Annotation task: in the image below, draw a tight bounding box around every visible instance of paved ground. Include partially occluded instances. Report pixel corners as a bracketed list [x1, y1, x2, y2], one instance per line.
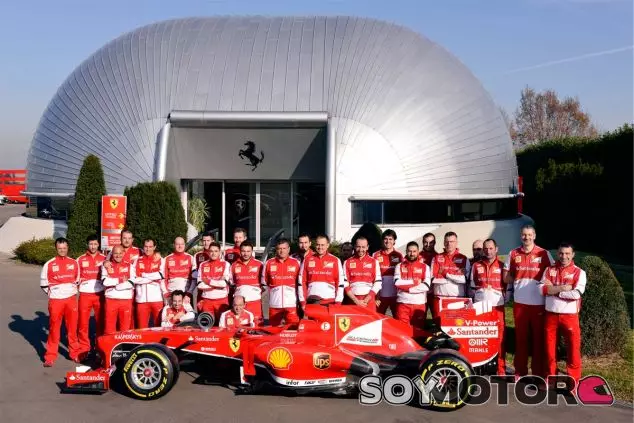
[0, 204, 25, 226]
[0, 253, 631, 422]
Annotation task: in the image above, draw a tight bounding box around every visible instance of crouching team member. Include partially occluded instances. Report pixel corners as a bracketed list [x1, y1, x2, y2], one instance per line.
[40, 237, 81, 366]
[132, 238, 167, 328]
[76, 235, 106, 358]
[469, 238, 506, 375]
[393, 241, 430, 329]
[161, 290, 196, 328]
[373, 229, 403, 317]
[297, 235, 347, 307]
[538, 242, 586, 391]
[219, 295, 255, 329]
[196, 242, 231, 324]
[163, 237, 197, 303]
[230, 241, 265, 325]
[262, 238, 302, 326]
[343, 237, 382, 311]
[430, 232, 470, 317]
[101, 245, 135, 335]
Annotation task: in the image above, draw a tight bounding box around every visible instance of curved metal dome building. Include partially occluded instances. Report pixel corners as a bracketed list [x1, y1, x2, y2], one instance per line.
[25, 16, 526, 249]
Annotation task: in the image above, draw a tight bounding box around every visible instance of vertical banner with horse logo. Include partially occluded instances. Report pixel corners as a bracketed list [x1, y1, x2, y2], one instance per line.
[100, 195, 127, 251]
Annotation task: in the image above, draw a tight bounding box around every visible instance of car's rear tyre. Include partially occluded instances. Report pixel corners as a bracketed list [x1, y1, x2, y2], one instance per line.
[416, 351, 473, 411]
[121, 344, 179, 400]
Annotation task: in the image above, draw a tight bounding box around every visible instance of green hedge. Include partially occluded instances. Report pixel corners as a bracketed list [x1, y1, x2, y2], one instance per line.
[124, 181, 188, 255]
[576, 256, 631, 357]
[516, 124, 633, 263]
[13, 238, 56, 265]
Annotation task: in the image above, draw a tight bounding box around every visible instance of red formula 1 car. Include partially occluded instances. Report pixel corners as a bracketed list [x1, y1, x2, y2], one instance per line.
[63, 299, 501, 411]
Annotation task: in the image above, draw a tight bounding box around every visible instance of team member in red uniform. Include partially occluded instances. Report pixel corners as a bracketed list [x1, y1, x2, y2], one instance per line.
[194, 232, 215, 273]
[420, 232, 437, 318]
[229, 241, 265, 325]
[420, 233, 437, 267]
[132, 239, 167, 328]
[105, 229, 142, 264]
[538, 242, 586, 390]
[40, 237, 81, 366]
[373, 229, 403, 316]
[430, 232, 470, 316]
[196, 242, 231, 323]
[76, 235, 106, 358]
[394, 241, 431, 329]
[224, 227, 247, 264]
[503, 225, 554, 380]
[219, 295, 255, 328]
[344, 237, 382, 312]
[470, 238, 506, 375]
[101, 245, 135, 335]
[291, 233, 314, 263]
[262, 238, 302, 326]
[470, 240, 484, 267]
[340, 242, 354, 261]
[163, 237, 196, 303]
[160, 290, 196, 328]
[298, 234, 347, 307]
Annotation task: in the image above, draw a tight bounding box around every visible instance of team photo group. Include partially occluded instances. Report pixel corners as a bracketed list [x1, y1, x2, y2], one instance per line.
[40, 224, 586, 391]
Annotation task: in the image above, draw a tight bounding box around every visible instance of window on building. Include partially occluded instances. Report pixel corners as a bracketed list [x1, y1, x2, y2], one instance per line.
[351, 198, 519, 225]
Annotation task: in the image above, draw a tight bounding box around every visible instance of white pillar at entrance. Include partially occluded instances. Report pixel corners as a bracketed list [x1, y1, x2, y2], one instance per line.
[325, 121, 336, 240]
[180, 180, 188, 221]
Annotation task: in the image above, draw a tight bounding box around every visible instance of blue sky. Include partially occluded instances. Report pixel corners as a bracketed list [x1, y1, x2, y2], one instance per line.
[1, 0, 632, 168]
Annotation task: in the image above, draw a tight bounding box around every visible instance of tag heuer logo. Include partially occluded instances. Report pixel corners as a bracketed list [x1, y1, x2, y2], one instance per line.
[338, 317, 351, 332]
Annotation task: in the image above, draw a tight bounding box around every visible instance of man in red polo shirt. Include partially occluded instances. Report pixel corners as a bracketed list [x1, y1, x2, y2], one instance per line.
[291, 233, 314, 264]
[193, 232, 216, 272]
[229, 241, 265, 325]
[470, 238, 507, 375]
[373, 229, 403, 317]
[40, 237, 81, 367]
[76, 234, 106, 358]
[262, 238, 302, 326]
[297, 234, 347, 307]
[344, 237, 382, 312]
[504, 225, 554, 380]
[219, 295, 255, 329]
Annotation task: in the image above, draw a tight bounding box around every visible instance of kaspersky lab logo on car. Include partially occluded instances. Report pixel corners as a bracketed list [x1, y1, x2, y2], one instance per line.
[359, 374, 615, 407]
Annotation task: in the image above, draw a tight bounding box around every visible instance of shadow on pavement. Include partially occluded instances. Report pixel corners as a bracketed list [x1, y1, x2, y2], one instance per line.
[8, 312, 71, 362]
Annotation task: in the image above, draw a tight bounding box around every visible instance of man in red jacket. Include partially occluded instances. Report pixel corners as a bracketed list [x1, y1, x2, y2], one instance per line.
[40, 237, 81, 367]
[394, 241, 431, 330]
[343, 237, 382, 312]
[224, 227, 247, 264]
[163, 237, 197, 303]
[196, 242, 232, 324]
[538, 242, 587, 391]
[76, 234, 106, 358]
[297, 234, 347, 307]
[430, 232, 470, 317]
[373, 229, 403, 317]
[230, 241, 265, 325]
[262, 238, 302, 326]
[101, 245, 135, 335]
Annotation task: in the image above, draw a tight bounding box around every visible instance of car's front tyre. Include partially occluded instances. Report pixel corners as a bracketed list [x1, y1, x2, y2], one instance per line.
[415, 351, 473, 411]
[120, 344, 179, 400]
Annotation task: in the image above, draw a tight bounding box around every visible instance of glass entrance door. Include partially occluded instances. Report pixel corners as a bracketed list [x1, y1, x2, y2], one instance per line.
[224, 182, 257, 244]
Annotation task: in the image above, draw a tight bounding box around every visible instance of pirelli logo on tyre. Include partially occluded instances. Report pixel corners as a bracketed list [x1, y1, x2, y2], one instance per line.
[313, 353, 331, 370]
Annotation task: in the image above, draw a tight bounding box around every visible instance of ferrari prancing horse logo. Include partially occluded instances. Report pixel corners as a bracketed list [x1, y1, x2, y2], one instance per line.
[338, 317, 351, 332]
[110, 198, 118, 209]
[229, 338, 240, 352]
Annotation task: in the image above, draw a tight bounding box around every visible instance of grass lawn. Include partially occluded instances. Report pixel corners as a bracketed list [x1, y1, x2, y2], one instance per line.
[499, 250, 633, 402]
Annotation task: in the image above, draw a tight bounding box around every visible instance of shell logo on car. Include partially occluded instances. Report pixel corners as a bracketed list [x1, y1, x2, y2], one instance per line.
[267, 347, 293, 370]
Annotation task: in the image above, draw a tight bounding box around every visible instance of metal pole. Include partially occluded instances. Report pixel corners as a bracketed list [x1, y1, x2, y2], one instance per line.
[325, 121, 336, 240]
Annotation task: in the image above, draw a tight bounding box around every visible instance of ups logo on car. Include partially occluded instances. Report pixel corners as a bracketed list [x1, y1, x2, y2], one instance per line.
[313, 352, 331, 370]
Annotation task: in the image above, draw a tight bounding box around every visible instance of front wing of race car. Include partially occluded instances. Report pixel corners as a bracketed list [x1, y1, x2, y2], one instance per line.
[62, 365, 116, 394]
